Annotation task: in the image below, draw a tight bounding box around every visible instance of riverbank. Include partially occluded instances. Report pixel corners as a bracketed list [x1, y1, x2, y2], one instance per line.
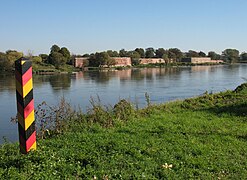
[0, 83, 246, 179]
[0, 60, 234, 74]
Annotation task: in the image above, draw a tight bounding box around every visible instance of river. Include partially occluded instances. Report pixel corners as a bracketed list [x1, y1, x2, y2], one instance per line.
[0, 64, 246, 144]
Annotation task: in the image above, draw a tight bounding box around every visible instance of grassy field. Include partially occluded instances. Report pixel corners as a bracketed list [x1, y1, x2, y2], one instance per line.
[0, 84, 246, 179]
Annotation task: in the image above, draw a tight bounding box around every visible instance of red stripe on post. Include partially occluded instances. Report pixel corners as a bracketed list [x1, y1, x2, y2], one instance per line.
[24, 99, 34, 119]
[26, 131, 36, 151]
[19, 131, 36, 152]
[22, 67, 32, 86]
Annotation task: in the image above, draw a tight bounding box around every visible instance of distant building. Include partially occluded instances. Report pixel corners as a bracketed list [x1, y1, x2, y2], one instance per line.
[73, 57, 89, 68]
[112, 57, 132, 67]
[181, 57, 223, 64]
[74, 57, 131, 68]
[139, 58, 165, 65]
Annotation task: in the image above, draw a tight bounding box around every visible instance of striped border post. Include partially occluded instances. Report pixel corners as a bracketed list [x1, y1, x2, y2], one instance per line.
[15, 57, 36, 154]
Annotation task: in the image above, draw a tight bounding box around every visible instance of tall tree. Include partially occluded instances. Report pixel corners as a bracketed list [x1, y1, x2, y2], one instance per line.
[168, 48, 183, 61]
[119, 49, 128, 57]
[198, 51, 206, 57]
[168, 51, 176, 60]
[145, 47, 155, 58]
[48, 45, 71, 68]
[134, 48, 145, 58]
[49, 52, 66, 68]
[59, 47, 71, 63]
[90, 52, 114, 67]
[50, 44, 60, 53]
[186, 50, 199, 57]
[155, 48, 167, 58]
[222, 49, 239, 63]
[208, 51, 221, 60]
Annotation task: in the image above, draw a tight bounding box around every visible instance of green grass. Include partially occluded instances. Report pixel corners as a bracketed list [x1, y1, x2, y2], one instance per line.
[0, 84, 247, 179]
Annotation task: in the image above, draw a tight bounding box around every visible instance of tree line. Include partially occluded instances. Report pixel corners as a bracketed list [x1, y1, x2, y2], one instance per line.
[1, 45, 247, 71]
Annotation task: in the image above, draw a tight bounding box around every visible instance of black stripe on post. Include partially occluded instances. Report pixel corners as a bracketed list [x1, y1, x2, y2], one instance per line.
[16, 89, 33, 108]
[18, 122, 36, 140]
[15, 58, 32, 75]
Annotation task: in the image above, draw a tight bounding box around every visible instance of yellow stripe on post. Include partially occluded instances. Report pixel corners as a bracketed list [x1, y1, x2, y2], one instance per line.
[18, 110, 35, 130]
[22, 78, 33, 97]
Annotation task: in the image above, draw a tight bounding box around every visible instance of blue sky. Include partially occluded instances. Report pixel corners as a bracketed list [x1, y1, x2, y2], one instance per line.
[0, 0, 247, 55]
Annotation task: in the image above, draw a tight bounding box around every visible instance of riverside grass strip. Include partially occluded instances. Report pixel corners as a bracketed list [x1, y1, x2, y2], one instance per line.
[15, 58, 36, 154]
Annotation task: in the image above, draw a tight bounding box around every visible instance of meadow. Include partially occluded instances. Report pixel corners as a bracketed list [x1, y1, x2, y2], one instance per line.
[0, 83, 246, 179]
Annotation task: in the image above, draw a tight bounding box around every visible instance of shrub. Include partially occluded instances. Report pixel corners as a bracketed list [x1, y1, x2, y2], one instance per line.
[113, 99, 135, 121]
[234, 83, 247, 93]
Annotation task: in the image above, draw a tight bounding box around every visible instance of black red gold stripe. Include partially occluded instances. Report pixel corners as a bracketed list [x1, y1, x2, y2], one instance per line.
[15, 58, 36, 154]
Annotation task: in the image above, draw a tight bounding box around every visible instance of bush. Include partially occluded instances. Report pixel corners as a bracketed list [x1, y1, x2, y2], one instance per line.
[234, 83, 247, 93]
[113, 99, 135, 121]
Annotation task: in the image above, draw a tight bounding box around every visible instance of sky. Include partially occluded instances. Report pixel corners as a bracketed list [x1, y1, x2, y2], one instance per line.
[0, 0, 247, 55]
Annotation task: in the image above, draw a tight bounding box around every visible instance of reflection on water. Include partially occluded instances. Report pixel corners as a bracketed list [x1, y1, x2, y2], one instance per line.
[0, 64, 246, 144]
[49, 74, 71, 91]
[0, 73, 16, 92]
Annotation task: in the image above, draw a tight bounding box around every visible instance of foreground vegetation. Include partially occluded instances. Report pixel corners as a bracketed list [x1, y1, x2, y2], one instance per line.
[1, 84, 247, 179]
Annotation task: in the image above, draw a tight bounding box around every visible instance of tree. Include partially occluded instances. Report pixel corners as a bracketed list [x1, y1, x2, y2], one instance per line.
[0, 52, 12, 71]
[59, 47, 71, 63]
[129, 51, 141, 59]
[97, 52, 110, 66]
[134, 48, 145, 58]
[208, 51, 221, 60]
[222, 49, 239, 63]
[106, 58, 116, 66]
[49, 52, 67, 68]
[145, 47, 155, 58]
[39, 54, 49, 63]
[88, 53, 98, 67]
[162, 54, 169, 64]
[168, 51, 176, 60]
[82, 54, 90, 57]
[240, 52, 247, 61]
[83, 59, 89, 67]
[168, 48, 183, 61]
[155, 48, 167, 58]
[186, 50, 199, 57]
[198, 51, 206, 57]
[50, 44, 60, 53]
[6, 50, 23, 62]
[89, 52, 113, 67]
[32, 56, 42, 64]
[119, 49, 128, 57]
[5, 50, 23, 69]
[48, 45, 71, 68]
[106, 50, 119, 57]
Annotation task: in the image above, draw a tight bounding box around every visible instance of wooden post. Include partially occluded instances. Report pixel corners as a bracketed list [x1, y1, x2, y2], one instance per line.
[15, 58, 36, 154]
